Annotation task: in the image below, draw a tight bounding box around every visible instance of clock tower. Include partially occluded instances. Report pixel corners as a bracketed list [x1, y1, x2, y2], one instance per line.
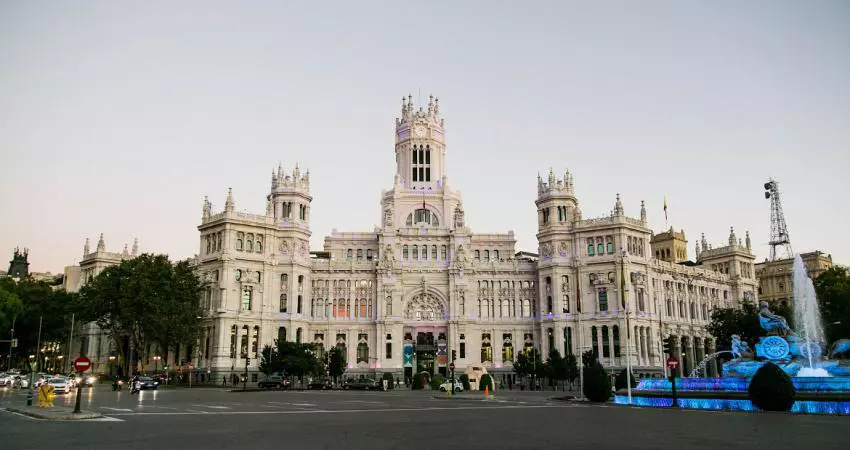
[395, 94, 446, 189]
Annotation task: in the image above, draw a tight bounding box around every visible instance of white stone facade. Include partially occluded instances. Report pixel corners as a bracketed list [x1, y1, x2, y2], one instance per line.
[192, 95, 759, 382]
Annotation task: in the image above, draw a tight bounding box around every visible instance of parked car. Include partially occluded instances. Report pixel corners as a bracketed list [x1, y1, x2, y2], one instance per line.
[439, 380, 464, 393]
[258, 374, 291, 389]
[343, 379, 380, 391]
[307, 378, 331, 390]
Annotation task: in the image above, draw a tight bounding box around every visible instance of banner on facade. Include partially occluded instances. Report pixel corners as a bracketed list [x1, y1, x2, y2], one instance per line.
[403, 344, 414, 368]
[436, 341, 447, 367]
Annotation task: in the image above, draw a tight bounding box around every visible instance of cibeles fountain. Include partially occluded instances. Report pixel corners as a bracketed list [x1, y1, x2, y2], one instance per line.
[617, 255, 850, 415]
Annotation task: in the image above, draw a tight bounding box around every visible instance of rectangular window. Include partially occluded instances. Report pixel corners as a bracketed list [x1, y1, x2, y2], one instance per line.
[598, 288, 608, 312]
[494, 250, 499, 260]
[431, 245, 437, 260]
[412, 246, 419, 259]
[607, 242, 614, 254]
[425, 149, 430, 164]
[425, 167, 430, 182]
[587, 240, 595, 256]
[441, 246, 447, 260]
[459, 342, 466, 359]
[357, 249, 363, 260]
[413, 168, 417, 182]
[366, 249, 373, 260]
[597, 243, 604, 255]
[419, 167, 424, 182]
[385, 342, 392, 359]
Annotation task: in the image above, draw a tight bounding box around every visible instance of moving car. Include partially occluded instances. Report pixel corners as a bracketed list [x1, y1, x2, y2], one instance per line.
[47, 377, 70, 394]
[258, 374, 291, 389]
[343, 379, 380, 390]
[137, 376, 159, 390]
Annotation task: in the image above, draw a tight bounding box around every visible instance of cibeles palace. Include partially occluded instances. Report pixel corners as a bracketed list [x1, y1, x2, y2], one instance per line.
[73, 95, 759, 384]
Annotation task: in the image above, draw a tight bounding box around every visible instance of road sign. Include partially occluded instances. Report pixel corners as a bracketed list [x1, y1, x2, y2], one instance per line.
[666, 355, 679, 370]
[449, 362, 455, 371]
[73, 356, 92, 372]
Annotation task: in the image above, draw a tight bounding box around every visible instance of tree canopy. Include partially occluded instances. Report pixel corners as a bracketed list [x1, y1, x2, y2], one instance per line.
[814, 266, 850, 344]
[74, 253, 206, 373]
[707, 301, 793, 354]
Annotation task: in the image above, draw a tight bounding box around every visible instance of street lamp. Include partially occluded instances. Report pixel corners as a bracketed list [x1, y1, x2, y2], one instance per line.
[153, 355, 161, 375]
[620, 247, 633, 404]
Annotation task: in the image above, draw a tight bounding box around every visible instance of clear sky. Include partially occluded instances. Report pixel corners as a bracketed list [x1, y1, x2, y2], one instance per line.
[1, 1, 849, 273]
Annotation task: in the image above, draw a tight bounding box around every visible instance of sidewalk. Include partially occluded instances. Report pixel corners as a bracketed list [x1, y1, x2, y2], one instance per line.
[4, 405, 102, 421]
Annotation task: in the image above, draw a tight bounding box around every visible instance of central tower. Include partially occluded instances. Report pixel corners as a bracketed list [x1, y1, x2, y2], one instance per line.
[395, 94, 446, 189]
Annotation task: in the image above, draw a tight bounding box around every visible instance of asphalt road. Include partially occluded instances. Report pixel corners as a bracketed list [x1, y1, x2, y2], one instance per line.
[0, 385, 846, 449]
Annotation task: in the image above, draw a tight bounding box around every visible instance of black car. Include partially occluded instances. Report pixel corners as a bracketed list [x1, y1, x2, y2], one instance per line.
[137, 376, 159, 390]
[343, 379, 379, 390]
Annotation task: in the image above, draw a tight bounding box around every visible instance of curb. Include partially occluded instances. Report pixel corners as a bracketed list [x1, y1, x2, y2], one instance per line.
[5, 407, 103, 421]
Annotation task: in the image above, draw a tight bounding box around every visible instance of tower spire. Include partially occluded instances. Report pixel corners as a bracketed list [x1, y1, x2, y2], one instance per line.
[83, 238, 90, 256]
[96, 233, 105, 252]
[225, 187, 234, 213]
[764, 178, 793, 260]
[132, 238, 139, 256]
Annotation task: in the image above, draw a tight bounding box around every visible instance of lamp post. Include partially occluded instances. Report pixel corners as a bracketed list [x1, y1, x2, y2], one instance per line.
[109, 355, 116, 377]
[153, 355, 161, 375]
[620, 247, 633, 404]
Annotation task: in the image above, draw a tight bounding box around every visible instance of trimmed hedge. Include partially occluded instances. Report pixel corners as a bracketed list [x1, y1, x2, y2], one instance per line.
[748, 362, 796, 412]
[479, 374, 494, 392]
[582, 362, 611, 402]
[430, 374, 446, 390]
[382, 372, 395, 390]
[411, 372, 430, 390]
[615, 369, 637, 390]
[459, 374, 471, 391]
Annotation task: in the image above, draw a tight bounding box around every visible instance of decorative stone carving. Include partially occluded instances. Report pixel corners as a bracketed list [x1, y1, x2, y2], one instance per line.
[384, 208, 394, 227]
[382, 245, 395, 270]
[558, 241, 568, 256]
[279, 240, 289, 254]
[540, 243, 553, 258]
[630, 271, 647, 286]
[454, 203, 465, 228]
[404, 293, 446, 321]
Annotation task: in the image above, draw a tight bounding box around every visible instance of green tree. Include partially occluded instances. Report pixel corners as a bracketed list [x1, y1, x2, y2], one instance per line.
[259, 345, 282, 379]
[814, 266, 850, 344]
[582, 361, 611, 402]
[327, 345, 346, 384]
[564, 353, 579, 389]
[707, 301, 793, 360]
[75, 254, 206, 375]
[545, 349, 567, 389]
[276, 341, 323, 384]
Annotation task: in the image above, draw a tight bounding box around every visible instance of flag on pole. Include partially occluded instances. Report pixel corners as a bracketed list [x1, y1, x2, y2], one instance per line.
[663, 196, 668, 222]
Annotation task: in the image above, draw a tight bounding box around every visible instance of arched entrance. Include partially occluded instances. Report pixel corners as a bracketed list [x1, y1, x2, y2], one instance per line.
[402, 290, 449, 381]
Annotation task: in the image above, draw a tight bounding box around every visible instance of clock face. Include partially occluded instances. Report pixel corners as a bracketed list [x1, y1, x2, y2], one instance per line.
[414, 125, 427, 137]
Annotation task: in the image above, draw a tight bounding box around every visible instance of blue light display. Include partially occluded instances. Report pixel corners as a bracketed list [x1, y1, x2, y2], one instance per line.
[614, 395, 850, 416]
[635, 376, 850, 394]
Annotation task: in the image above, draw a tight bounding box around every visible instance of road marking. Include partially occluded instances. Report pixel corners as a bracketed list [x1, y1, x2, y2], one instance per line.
[339, 400, 386, 404]
[91, 416, 125, 422]
[191, 404, 231, 409]
[107, 404, 572, 416]
[0, 408, 41, 420]
[291, 403, 316, 407]
[101, 407, 133, 412]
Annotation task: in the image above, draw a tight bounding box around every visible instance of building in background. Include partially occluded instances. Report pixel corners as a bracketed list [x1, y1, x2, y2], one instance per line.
[4, 247, 30, 280]
[192, 96, 759, 384]
[755, 251, 834, 306]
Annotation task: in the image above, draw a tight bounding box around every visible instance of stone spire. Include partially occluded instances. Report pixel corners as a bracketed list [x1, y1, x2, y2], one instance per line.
[225, 187, 234, 213]
[83, 238, 90, 256]
[701, 233, 708, 249]
[96, 233, 105, 252]
[270, 169, 278, 190]
[132, 238, 139, 256]
[202, 196, 211, 221]
[613, 193, 624, 216]
[548, 167, 556, 187]
[728, 227, 737, 246]
[695, 241, 702, 259]
[640, 200, 647, 223]
[537, 173, 543, 193]
[122, 243, 129, 256]
[745, 231, 752, 251]
[266, 198, 273, 216]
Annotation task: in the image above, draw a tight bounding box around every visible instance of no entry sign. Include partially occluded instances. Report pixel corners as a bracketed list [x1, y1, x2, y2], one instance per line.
[666, 355, 679, 370]
[74, 356, 92, 373]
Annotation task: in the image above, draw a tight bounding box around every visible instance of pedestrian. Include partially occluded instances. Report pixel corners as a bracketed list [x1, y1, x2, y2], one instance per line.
[222, 375, 227, 386]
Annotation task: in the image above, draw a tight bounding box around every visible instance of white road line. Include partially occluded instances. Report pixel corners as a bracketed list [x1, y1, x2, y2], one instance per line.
[107, 404, 571, 416]
[291, 403, 316, 407]
[0, 409, 41, 420]
[191, 404, 231, 409]
[339, 400, 386, 404]
[101, 407, 133, 412]
[91, 416, 125, 422]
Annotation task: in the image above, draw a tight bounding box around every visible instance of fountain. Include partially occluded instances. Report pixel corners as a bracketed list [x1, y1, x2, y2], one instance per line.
[616, 254, 850, 415]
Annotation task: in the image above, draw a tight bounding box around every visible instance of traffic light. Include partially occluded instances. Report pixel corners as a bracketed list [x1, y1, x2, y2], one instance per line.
[451, 350, 456, 361]
[663, 337, 673, 355]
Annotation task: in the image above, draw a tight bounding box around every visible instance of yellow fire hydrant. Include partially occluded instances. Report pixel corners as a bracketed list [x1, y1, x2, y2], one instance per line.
[37, 383, 55, 408]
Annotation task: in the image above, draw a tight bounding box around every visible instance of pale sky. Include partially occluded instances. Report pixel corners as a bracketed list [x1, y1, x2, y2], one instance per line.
[2, 1, 849, 273]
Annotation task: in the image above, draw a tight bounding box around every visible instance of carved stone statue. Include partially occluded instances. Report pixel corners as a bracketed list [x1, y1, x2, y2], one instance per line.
[759, 301, 792, 336]
[384, 208, 394, 227]
[731, 334, 753, 359]
[453, 203, 465, 228]
[382, 245, 395, 270]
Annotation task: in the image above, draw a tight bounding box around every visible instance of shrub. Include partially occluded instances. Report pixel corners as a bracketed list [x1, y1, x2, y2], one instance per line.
[748, 362, 796, 412]
[411, 372, 430, 390]
[479, 374, 494, 392]
[382, 372, 395, 390]
[430, 373, 446, 390]
[615, 369, 637, 390]
[582, 362, 611, 402]
[459, 374, 471, 391]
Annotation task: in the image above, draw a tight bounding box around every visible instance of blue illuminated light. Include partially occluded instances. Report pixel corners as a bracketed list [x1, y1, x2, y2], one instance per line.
[615, 395, 850, 415]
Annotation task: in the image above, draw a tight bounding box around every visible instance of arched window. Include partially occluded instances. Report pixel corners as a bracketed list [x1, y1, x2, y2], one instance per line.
[484, 250, 490, 260]
[474, 250, 480, 260]
[240, 325, 249, 357]
[441, 245, 447, 260]
[278, 327, 286, 343]
[403, 245, 409, 259]
[256, 236, 263, 252]
[494, 250, 500, 260]
[601, 326, 610, 358]
[591, 326, 599, 357]
[297, 295, 303, 314]
[246, 234, 254, 251]
[280, 294, 287, 313]
[280, 273, 288, 290]
[236, 232, 244, 250]
[230, 325, 237, 358]
[421, 245, 428, 260]
[296, 328, 302, 343]
[666, 298, 673, 317]
[356, 249, 363, 260]
[357, 340, 369, 364]
[366, 249, 373, 260]
[346, 249, 353, 260]
[206, 236, 211, 254]
[412, 245, 419, 259]
[251, 326, 260, 359]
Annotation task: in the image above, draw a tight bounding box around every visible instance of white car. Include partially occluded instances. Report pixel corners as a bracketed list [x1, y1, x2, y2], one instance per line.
[439, 381, 465, 393]
[13, 376, 29, 389]
[47, 377, 70, 394]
